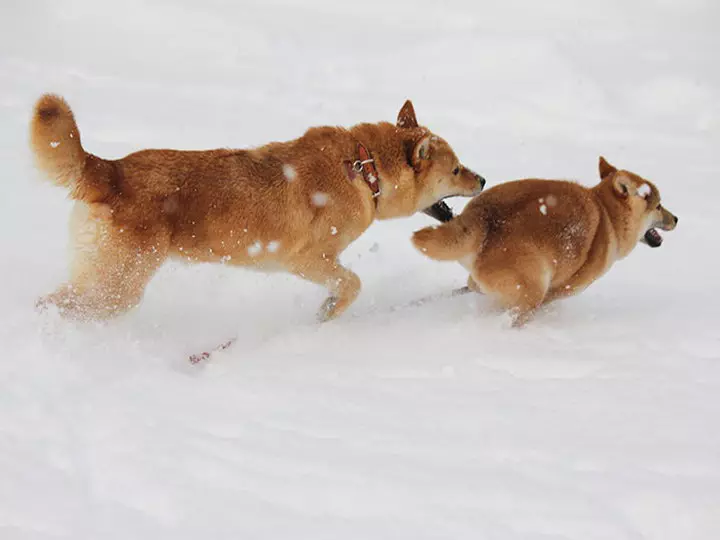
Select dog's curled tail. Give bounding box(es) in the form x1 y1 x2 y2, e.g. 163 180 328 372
412 216 485 261
30 94 115 202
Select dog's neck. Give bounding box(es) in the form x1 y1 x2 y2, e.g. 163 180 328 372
593 178 639 259
374 169 426 220
348 123 428 220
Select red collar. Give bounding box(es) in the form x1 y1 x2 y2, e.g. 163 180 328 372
344 143 381 202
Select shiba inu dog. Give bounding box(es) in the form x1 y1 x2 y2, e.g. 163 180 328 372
31 95 485 321
412 157 677 326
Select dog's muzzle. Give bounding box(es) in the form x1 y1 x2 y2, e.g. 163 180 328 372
642 213 678 248
470 170 486 195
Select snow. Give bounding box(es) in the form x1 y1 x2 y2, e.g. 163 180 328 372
1 1 720 539
49 141 60 148
266 240 280 253
247 240 263 257
539 203 548 215
311 191 329 207
637 183 652 198
282 163 296 182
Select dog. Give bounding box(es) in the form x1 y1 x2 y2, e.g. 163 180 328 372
412 157 678 326
30 95 485 321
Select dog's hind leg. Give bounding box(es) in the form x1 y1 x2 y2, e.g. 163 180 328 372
39 202 170 320
473 249 552 327
290 256 361 321
467 274 483 293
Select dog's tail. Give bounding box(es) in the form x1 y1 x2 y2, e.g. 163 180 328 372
30 94 117 202
412 215 485 261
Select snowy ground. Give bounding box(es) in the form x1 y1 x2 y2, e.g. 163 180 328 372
1 0 719 538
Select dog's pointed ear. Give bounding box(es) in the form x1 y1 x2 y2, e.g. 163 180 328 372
599 156 617 179
612 173 631 199
397 100 419 129
411 134 432 170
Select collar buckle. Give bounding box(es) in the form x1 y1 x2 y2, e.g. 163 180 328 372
345 143 381 202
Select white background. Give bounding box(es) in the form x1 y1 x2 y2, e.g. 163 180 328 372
1 0 718 538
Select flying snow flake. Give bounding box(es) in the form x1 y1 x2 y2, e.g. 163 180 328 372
312 192 329 207
247 241 263 257
539 204 548 215
636 183 652 198
283 164 297 182
220 255 232 263
50 141 60 148
330 226 338 236
267 240 280 253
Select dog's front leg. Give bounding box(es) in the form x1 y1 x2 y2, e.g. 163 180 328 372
291 257 361 321
36 284 83 317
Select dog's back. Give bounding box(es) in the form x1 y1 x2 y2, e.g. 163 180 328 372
30 96 367 264
413 179 600 267
466 179 600 261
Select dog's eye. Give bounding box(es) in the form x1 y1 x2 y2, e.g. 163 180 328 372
452 167 460 175
656 204 661 210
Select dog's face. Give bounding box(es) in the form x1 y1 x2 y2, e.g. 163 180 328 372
599 156 678 248
396 101 485 211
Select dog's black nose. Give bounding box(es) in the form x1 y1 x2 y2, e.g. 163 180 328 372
674 215 679 225
476 174 486 188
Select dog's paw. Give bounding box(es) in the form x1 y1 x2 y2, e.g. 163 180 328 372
35 295 52 312
36 290 74 313
507 307 534 329
317 296 339 322
36 286 89 319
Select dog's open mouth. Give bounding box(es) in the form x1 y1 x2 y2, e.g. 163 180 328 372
423 200 455 223
644 228 663 248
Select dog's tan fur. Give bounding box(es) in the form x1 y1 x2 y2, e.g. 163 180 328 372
31 94 485 320
413 157 678 326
